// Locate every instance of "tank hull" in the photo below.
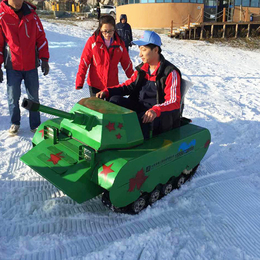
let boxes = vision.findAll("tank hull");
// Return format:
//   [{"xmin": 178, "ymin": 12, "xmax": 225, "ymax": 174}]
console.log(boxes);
[
  {"xmin": 20, "ymin": 98, "xmax": 210, "ymax": 211},
  {"xmin": 21, "ymin": 121, "xmax": 210, "ymax": 207},
  {"xmin": 96, "ymin": 123, "xmax": 210, "ymax": 208}
]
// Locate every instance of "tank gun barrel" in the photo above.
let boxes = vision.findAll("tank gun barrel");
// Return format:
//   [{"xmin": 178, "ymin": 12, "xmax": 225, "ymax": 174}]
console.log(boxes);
[
  {"xmin": 21, "ymin": 98, "xmax": 92, "ymax": 127},
  {"xmin": 22, "ymin": 98, "xmax": 76, "ymax": 120}
]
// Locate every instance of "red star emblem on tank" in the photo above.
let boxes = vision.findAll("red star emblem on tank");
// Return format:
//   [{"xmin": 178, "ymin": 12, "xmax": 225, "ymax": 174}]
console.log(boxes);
[
  {"xmin": 128, "ymin": 168, "xmax": 148, "ymax": 192},
  {"xmin": 47, "ymin": 152, "xmax": 64, "ymax": 165},
  {"xmin": 118, "ymin": 123, "xmax": 123, "ymax": 129},
  {"xmin": 39, "ymin": 129, "xmax": 44, "ymax": 138},
  {"xmin": 106, "ymin": 122, "xmax": 115, "ymax": 132},
  {"xmin": 116, "ymin": 133, "xmax": 122, "ymax": 139},
  {"xmin": 99, "ymin": 163, "xmax": 114, "ymax": 181}
]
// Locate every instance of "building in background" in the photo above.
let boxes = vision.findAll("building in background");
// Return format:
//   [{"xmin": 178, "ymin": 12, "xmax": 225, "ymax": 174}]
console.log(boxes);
[
  {"xmin": 30, "ymin": 0, "xmax": 260, "ymax": 29},
  {"xmin": 116, "ymin": 0, "xmax": 260, "ymax": 29}
]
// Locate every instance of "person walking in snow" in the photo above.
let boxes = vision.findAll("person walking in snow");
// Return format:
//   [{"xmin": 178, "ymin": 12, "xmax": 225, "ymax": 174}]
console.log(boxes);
[
  {"xmin": 96, "ymin": 31, "xmax": 182, "ymax": 139},
  {"xmin": 116, "ymin": 14, "xmax": 133, "ymax": 52},
  {"xmin": 96, "ymin": 1, "xmax": 101, "ymax": 20},
  {"xmin": 75, "ymin": 15, "xmax": 134, "ymax": 97},
  {"xmin": 0, "ymin": 0, "xmax": 50, "ymax": 135}
]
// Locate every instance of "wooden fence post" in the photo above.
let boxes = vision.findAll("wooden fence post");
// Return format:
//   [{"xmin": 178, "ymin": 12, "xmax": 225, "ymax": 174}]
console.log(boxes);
[
  {"xmin": 235, "ymin": 23, "xmax": 238, "ymax": 38},
  {"xmin": 211, "ymin": 24, "xmax": 214, "ymax": 38},
  {"xmin": 201, "ymin": 6, "xmax": 204, "ymax": 23},
  {"xmin": 222, "ymin": 24, "xmax": 226, "ymax": 38},
  {"xmin": 245, "ymin": 8, "xmax": 249, "ymax": 22},
  {"xmin": 247, "ymin": 24, "xmax": 251, "ymax": 37},
  {"xmin": 223, "ymin": 8, "xmax": 226, "ymax": 22},
  {"xmin": 200, "ymin": 25, "xmax": 204, "ymax": 39}
]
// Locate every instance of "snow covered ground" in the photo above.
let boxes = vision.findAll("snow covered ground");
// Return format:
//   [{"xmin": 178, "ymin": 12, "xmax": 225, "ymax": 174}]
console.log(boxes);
[{"xmin": 0, "ymin": 19, "xmax": 260, "ymax": 260}]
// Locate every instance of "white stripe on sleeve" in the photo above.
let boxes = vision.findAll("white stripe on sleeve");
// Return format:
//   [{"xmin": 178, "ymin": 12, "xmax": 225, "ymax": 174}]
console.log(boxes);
[
  {"xmin": 155, "ymin": 70, "xmax": 178, "ymax": 107},
  {"xmin": 38, "ymin": 41, "xmax": 46, "ymax": 51}
]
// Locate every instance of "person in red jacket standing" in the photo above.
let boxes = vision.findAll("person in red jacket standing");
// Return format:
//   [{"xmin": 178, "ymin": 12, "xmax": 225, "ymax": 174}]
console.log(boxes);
[
  {"xmin": 75, "ymin": 15, "xmax": 134, "ymax": 97},
  {"xmin": 0, "ymin": 0, "xmax": 50, "ymax": 135}
]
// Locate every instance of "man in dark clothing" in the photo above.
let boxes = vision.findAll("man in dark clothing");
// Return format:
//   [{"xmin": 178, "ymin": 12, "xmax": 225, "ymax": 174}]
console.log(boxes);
[
  {"xmin": 96, "ymin": 31, "xmax": 182, "ymax": 139},
  {"xmin": 96, "ymin": 3, "xmax": 100, "ymax": 20},
  {"xmin": 116, "ymin": 14, "xmax": 133, "ymax": 52}
]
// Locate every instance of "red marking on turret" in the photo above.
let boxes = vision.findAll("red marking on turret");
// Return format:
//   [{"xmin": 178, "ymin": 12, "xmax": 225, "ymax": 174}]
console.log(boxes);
[
  {"xmin": 106, "ymin": 122, "xmax": 115, "ymax": 132},
  {"xmin": 47, "ymin": 152, "xmax": 64, "ymax": 165},
  {"xmin": 39, "ymin": 129, "xmax": 44, "ymax": 138},
  {"xmin": 99, "ymin": 164, "xmax": 114, "ymax": 181},
  {"xmin": 118, "ymin": 123, "xmax": 123, "ymax": 129},
  {"xmin": 128, "ymin": 168, "xmax": 148, "ymax": 192},
  {"xmin": 116, "ymin": 133, "xmax": 122, "ymax": 139}
]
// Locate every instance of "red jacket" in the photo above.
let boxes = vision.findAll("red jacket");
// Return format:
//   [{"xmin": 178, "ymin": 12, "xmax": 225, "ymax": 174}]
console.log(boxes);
[
  {"xmin": 75, "ymin": 32, "xmax": 134, "ymax": 90},
  {"xmin": 0, "ymin": 1, "xmax": 49, "ymax": 71}
]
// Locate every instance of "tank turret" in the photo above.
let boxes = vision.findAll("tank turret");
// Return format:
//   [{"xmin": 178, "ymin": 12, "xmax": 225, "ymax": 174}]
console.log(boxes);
[{"xmin": 22, "ymin": 97, "xmax": 144, "ymax": 151}]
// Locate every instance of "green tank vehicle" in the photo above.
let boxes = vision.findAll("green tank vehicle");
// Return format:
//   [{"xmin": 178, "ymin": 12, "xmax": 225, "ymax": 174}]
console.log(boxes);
[{"xmin": 21, "ymin": 96, "xmax": 210, "ymax": 214}]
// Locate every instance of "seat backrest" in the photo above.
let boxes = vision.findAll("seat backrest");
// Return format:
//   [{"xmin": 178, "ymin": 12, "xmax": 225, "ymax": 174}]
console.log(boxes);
[{"xmin": 180, "ymin": 79, "xmax": 193, "ymax": 116}]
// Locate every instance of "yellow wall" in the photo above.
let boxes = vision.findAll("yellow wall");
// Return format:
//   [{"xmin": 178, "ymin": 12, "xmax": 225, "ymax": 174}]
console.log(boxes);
[{"xmin": 116, "ymin": 3, "xmax": 204, "ymax": 29}]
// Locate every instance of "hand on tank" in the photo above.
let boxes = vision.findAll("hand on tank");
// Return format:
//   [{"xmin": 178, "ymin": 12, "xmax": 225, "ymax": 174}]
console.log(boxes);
[
  {"xmin": 142, "ymin": 110, "xmax": 157, "ymax": 123},
  {"xmin": 96, "ymin": 91, "xmax": 106, "ymax": 99}
]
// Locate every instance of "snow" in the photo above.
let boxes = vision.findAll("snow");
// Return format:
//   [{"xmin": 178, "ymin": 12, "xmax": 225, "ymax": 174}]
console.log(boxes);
[{"xmin": 1, "ymin": 19, "xmax": 260, "ymax": 260}]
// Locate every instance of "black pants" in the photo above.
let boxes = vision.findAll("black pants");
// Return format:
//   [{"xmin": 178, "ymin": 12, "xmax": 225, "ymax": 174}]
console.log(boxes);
[
  {"xmin": 89, "ymin": 86, "xmax": 100, "ymax": 97},
  {"xmin": 109, "ymin": 95, "xmax": 179, "ymax": 139}
]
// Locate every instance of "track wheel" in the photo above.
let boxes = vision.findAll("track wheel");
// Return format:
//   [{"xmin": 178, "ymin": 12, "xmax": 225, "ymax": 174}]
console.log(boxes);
[
  {"xmin": 149, "ymin": 188, "xmax": 160, "ymax": 204},
  {"xmin": 187, "ymin": 164, "xmax": 199, "ymax": 181},
  {"xmin": 177, "ymin": 174, "xmax": 186, "ymax": 188},
  {"xmin": 161, "ymin": 182, "xmax": 173, "ymax": 196},
  {"xmin": 131, "ymin": 196, "xmax": 147, "ymax": 214},
  {"xmin": 101, "ymin": 190, "xmax": 111, "ymax": 208}
]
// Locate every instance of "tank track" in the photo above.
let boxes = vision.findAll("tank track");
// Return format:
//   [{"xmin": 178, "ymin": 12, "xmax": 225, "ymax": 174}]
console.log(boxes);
[{"xmin": 101, "ymin": 165, "xmax": 199, "ymax": 214}]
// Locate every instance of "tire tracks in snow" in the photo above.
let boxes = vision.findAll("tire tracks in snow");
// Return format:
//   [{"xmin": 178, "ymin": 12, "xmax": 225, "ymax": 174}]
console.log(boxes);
[{"xmin": 2, "ymin": 170, "xmax": 260, "ymax": 260}]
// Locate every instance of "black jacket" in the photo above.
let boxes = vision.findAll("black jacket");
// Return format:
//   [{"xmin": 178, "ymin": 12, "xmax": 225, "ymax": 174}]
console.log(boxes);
[{"xmin": 116, "ymin": 14, "xmax": 133, "ymax": 48}]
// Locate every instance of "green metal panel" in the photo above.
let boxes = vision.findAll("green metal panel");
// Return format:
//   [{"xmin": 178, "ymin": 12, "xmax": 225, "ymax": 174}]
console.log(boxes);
[
  {"xmin": 61, "ymin": 97, "xmax": 144, "ymax": 151},
  {"xmin": 21, "ymin": 139, "xmax": 104, "ymax": 203},
  {"xmin": 108, "ymin": 124, "xmax": 210, "ymax": 207},
  {"xmin": 32, "ymin": 118, "xmax": 62, "ymax": 145},
  {"xmin": 22, "ymin": 97, "xmax": 144, "ymax": 151}
]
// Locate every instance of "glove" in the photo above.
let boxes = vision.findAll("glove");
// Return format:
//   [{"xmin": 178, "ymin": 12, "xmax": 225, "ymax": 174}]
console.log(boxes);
[
  {"xmin": 129, "ymin": 43, "xmax": 132, "ymax": 47},
  {"xmin": 41, "ymin": 59, "xmax": 49, "ymax": 76},
  {"xmin": 76, "ymin": 86, "xmax": 83, "ymax": 90},
  {"xmin": 0, "ymin": 68, "xmax": 3, "ymax": 83}
]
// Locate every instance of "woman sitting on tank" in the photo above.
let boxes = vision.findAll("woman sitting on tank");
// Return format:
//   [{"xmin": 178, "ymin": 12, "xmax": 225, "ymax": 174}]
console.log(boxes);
[
  {"xmin": 96, "ymin": 31, "xmax": 182, "ymax": 139},
  {"xmin": 75, "ymin": 15, "xmax": 134, "ymax": 97}
]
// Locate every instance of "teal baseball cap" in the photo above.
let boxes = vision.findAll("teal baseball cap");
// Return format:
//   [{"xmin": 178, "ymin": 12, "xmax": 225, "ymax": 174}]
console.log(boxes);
[{"xmin": 132, "ymin": 30, "xmax": 162, "ymax": 47}]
